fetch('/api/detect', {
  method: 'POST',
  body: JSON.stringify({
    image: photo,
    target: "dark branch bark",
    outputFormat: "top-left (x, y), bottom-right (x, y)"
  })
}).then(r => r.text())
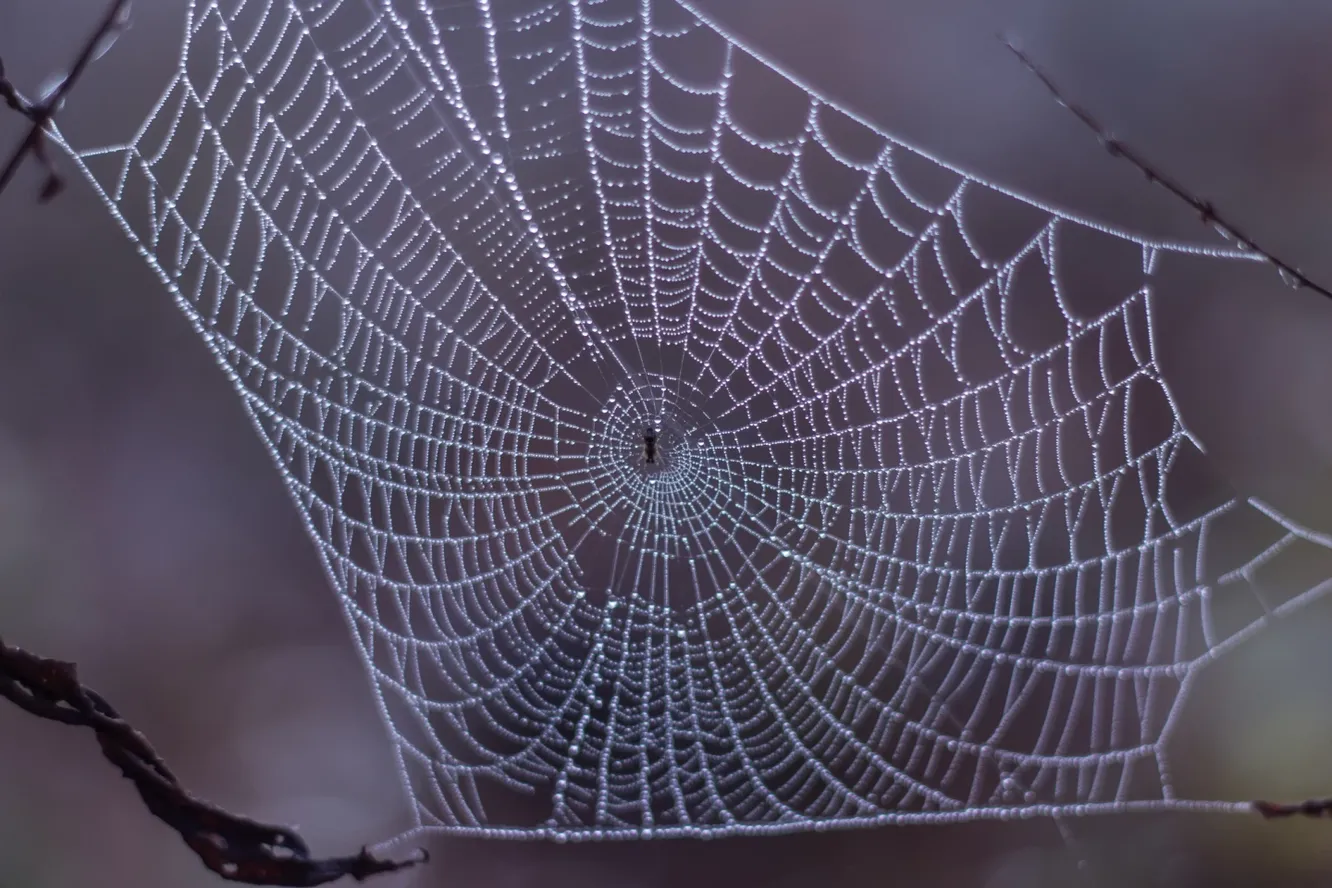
top-left (0, 636), bottom-right (428, 885)
top-left (1254, 799), bottom-right (1332, 821)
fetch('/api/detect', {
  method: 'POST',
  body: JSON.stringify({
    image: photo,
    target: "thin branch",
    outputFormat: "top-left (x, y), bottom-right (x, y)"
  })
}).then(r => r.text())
top-left (1254, 798), bottom-right (1332, 821)
top-left (1003, 38), bottom-right (1332, 303)
top-left (0, 0), bottom-right (131, 201)
top-left (0, 636), bottom-right (427, 885)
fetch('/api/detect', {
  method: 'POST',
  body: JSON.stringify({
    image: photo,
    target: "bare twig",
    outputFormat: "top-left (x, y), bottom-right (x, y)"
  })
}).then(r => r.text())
top-left (1004, 39), bottom-right (1332, 303)
top-left (0, 0), bottom-right (132, 201)
top-left (0, 636), bottom-right (428, 885)
top-left (1254, 798), bottom-right (1332, 821)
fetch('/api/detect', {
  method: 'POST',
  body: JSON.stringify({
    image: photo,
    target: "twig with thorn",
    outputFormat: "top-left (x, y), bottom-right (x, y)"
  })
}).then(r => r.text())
top-left (1003, 38), bottom-right (1332, 303)
top-left (0, 0), bottom-right (131, 202)
top-left (0, 635), bottom-right (428, 885)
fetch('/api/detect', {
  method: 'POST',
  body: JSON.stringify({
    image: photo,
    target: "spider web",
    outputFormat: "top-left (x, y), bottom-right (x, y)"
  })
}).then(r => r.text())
top-left (60, 0), bottom-right (1332, 839)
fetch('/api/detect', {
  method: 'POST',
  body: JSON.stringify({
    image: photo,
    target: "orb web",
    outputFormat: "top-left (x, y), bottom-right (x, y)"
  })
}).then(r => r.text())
top-left (61, 0), bottom-right (1332, 838)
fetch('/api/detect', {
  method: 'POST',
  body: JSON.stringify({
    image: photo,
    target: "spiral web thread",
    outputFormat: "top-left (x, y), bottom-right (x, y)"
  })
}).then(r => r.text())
top-left (60, 0), bottom-right (1332, 838)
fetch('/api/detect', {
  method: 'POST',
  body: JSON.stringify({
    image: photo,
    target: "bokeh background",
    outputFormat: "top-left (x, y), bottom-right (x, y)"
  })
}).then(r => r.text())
top-left (4, 0), bottom-right (1332, 885)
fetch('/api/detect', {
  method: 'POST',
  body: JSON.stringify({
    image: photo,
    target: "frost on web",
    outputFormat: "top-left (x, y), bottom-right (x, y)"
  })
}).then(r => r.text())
top-left (63, 0), bottom-right (1332, 838)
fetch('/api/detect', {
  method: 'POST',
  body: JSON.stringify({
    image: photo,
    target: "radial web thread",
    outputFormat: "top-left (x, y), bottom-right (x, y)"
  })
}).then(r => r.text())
top-left (62, 0), bottom-right (1332, 838)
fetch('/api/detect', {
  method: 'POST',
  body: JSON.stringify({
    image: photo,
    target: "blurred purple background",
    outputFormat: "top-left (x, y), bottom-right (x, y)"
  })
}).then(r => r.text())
top-left (4, 0), bottom-right (1332, 885)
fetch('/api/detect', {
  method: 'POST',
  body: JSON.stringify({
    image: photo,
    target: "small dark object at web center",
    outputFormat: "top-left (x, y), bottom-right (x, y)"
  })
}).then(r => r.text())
top-left (643, 427), bottom-right (658, 464)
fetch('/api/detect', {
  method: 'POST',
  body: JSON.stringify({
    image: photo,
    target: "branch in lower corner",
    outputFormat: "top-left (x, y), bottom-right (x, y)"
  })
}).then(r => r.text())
top-left (0, 636), bottom-right (429, 885)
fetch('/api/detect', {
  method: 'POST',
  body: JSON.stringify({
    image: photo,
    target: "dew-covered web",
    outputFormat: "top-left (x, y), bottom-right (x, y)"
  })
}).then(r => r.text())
top-left (61, 0), bottom-right (1332, 839)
